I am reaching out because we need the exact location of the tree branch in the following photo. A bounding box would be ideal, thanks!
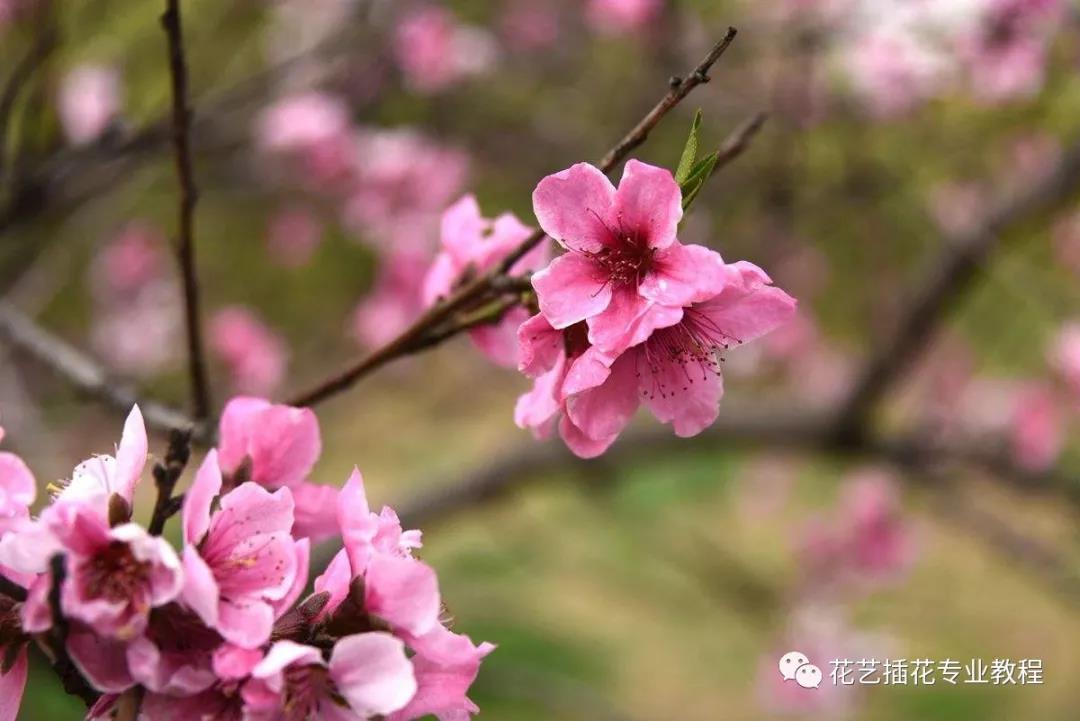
[288,29,742,409]
[833,138,1080,442]
[162,0,211,422]
[0,300,200,437]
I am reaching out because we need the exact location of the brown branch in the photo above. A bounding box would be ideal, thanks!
[162,0,211,422]
[0,300,200,437]
[288,29,742,409]
[0,575,26,603]
[833,138,1080,442]
[147,428,193,535]
[37,555,100,706]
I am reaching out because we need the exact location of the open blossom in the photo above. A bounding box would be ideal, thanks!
[842,26,952,118]
[517,261,795,456]
[57,64,121,146]
[353,249,430,349]
[209,306,288,396]
[314,471,493,720]
[180,451,303,649]
[55,405,147,518]
[423,195,550,367]
[959,0,1062,102]
[532,160,732,355]
[217,397,338,542]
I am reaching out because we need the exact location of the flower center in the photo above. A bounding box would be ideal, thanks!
[638,308,739,398]
[586,232,654,287]
[85,541,152,602]
[147,603,222,655]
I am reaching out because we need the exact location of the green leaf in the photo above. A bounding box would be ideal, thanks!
[675,109,704,184]
[680,149,719,210]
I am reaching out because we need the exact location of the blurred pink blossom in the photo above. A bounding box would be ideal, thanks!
[256,91,349,156]
[57,64,121,146]
[209,307,288,396]
[92,282,183,376]
[586,0,663,35]
[959,0,1062,102]
[499,0,560,51]
[1010,382,1063,471]
[843,27,951,118]
[422,195,550,367]
[353,251,429,348]
[91,223,168,301]
[393,6,496,94]
[265,207,323,268]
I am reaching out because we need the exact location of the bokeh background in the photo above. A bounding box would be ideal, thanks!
[2,0,1080,719]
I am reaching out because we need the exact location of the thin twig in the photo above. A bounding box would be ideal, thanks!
[833,138,1080,442]
[147,428,193,535]
[288,30,742,409]
[0,300,200,436]
[162,0,211,422]
[39,555,99,706]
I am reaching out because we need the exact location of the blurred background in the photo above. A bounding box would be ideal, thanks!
[2,0,1080,718]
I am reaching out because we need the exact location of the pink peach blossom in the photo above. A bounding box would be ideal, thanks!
[353,250,430,349]
[531,160,730,355]
[58,64,121,146]
[423,195,550,367]
[209,307,288,396]
[843,26,951,118]
[1011,382,1063,471]
[55,404,147,518]
[393,6,496,94]
[91,223,168,301]
[256,91,350,157]
[180,451,302,648]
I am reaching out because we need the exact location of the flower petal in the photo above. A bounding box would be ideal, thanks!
[330,633,417,718]
[0,647,27,721]
[639,243,728,307]
[113,405,148,502]
[365,554,440,637]
[532,162,616,253]
[532,253,611,329]
[183,450,222,546]
[611,160,682,250]
[640,353,725,437]
[566,352,640,441]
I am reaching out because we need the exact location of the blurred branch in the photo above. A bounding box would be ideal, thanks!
[288,29,743,409]
[833,138,1080,442]
[0,300,198,436]
[162,0,211,422]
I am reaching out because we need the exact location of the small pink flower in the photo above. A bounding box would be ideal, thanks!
[1011,382,1063,471]
[531,160,730,355]
[256,91,350,157]
[387,624,494,721]
[57,64,121,146]
[180,451,302,648]
[242,637,417,720]
[55,405,148,518]
[423,195,550,367]
[843,28,950,118]
[266,207,323,268]
[209,307,288,396]
[838,471,915,582]
[393,6,496,94]
[586,0,663,35]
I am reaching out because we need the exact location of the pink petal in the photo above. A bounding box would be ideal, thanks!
[421,253,459,306]
[338,468,378,577]
[252,640,324,679]
[330,633,417,717]
[516,312,563,378]
[586,285,683,355]
[217,599,275,649]
[0,453,34,512]
[113,405,148,502]
[640,353,725,437]
[217,397,271,473]
[313,548,352,619]
[558,413,619,459]
[365,555,441,636]
[388,625,493,721]
[639,243,728,307]
[514,356,566,433]
[271,538,310,619]
[694,261,798,345]
[181,547,221,628]
[440,194,487,264]
[468,306,531,368]
[0,647,27,721]
[212,644,263,680]
[611,159,682,250]
[531,252,611,329]
[532,162,616,253]
[566,352,640,440]
[183,450,222,545]
[291,482,341,543]
[67,625,134,693]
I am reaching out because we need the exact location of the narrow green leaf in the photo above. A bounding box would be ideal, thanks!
[680,150,719,210]
[675,109,703,184]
